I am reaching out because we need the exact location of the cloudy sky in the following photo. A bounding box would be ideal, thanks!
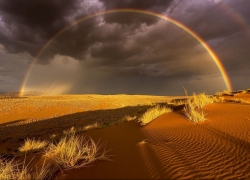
[0,0,249,95]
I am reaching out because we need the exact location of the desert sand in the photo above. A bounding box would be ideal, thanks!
[0,93,250,179]
[55,93,250,179]
[0,94,178,153]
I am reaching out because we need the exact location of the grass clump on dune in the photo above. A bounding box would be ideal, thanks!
[139,105,172,125]
[19,139,48,153]
[183,100,206,123]
[183,93,216,123]
[0,158,20,180]
[191,93,215,108]
[0,157,50,180]
[44,133,108,169]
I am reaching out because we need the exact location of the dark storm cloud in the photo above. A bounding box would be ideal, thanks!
[167,0,250,88]
[100,0,173,12]
[0,0,88,57]
[0,0,250,94]
[0,0,172,64]
[172,0,250,41]
[0,0,78,30]
[100,0,174,26]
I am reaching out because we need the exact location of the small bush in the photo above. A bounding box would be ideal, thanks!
[0,158,19,180]
[124,115,137,121]
[44,134,108,169]
[19,139,48,153]
[215,91,223,96]
[183,93,215,123]
[139,105,172,125]
[191,93,215,109]
[216,90,233,96]
[183,100,206,123]
[0,157,50,180]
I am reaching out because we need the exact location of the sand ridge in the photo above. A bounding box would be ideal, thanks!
[1,93,250,179]
[139,103,250,179]
[55,98,250,179]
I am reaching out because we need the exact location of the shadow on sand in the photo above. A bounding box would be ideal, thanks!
[0,105,155,154]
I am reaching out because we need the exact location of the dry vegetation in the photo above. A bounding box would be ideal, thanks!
[18,139,48,153]
[44,134,108,169]
[0,157,51,180]
[1,90,250,179]
[1,133,109,180]
[183,89,250,123]
[139,105,172,125]
[183,93,216,123]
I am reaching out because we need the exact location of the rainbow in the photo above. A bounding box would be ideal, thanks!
[19,9,232,96]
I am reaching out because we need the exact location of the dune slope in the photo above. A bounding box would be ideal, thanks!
[140,103,250,179]
[56,102,250,179]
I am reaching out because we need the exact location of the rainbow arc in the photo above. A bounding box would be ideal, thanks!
[20,9,233,96]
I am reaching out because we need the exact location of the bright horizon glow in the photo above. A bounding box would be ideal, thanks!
[19,9,233,96]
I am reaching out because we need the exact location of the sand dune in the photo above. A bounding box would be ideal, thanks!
[55,99,250,179]
[140,103,250,179]
[1,93,250,179]
[0,94,177,125]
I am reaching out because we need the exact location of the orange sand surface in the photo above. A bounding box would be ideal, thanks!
[0,95,175,125]
[0,95,180,153]
[1,94,250,179]
[235,92,250,100]
[56,101,250,179]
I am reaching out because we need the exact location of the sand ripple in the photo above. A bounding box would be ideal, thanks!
[140,103,250,179]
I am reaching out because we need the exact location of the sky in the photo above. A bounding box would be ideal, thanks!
[0,0,250,95]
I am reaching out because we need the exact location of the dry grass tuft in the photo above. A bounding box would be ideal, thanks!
[183,100,206,123]
[215,96,224,103]
[191,93,215,108]
[51,123,102,140]
[139,105,172,125]
[44,134,108,169]
[0,158,19,180]
[216,89,234,96]
[0,157,51,180]
[29,161,52,180]
[19,139,48,153]
[183,93,216,123]
[227,98,250,104]
[124,115,137,121]
[168,99,187,106]
[78,123,101,132]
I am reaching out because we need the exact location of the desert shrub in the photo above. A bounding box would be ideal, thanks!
[124,115,137,121]
[63,127,76,135]
[139,105,172,125]
[77,122,101,132]
[0,158,19,180]
[19,139,48,153]
[0,157,50,180]
[216,90,233,96]
[174,100,186,106]
[229,98,250,104]
[215,96,224,103]
[183,93,215,123]
[183,99,206,123]
[168,99,187,106]
[191,93,215,108]
[44,134,108,169]
[215,91,223,96]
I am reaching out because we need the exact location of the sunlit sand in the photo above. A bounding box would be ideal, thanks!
[0,90,250,179]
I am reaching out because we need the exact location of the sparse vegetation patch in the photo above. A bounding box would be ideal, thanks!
[0,157,50,180]
[183,93,216,123]
[44,134,109,169]
[18,139,48,153]
[139,105,172,125]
